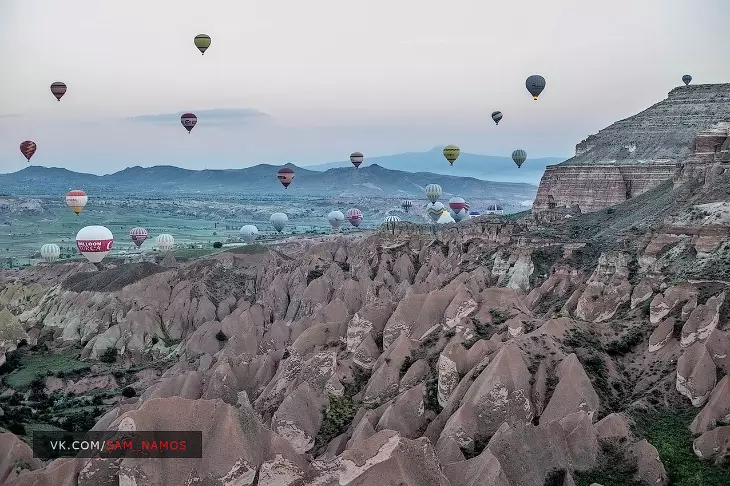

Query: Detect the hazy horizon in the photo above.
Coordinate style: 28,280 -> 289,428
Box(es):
2,0 -> 729,175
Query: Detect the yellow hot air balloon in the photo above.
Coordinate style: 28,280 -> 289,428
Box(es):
443,145 -> 460,166
194,34 -> 211,55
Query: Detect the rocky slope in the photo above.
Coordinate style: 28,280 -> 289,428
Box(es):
534,83 -> 730,214
1,175 -> 730,484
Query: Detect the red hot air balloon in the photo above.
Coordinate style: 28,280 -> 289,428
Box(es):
20,141 -> 37,162
346,208 -> 363,227
277,167 -> 295,188
50,82 -> 67,101
129,227 -> 148,247
180,113 -> 197,133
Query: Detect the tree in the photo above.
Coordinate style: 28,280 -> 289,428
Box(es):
213,242 -> 223,248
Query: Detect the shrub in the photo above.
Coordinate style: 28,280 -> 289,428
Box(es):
121,386 -> 136,398
99,347 -> 117,363
215,330 -> 228,342
212,241 -> 223,248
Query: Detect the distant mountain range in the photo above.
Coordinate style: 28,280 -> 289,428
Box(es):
308,147 -> 565,185
0,164 -> 538,203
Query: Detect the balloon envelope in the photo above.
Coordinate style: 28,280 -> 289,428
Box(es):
20,141 -> 37,162
181,113 -> 197,133
270,213 -> 288,232
40,244 -> 61,262
526,75 -> 546,100
66,190 -> 88,215
76,226 -> 113,264
427,202 -> 445,222
512,149 -> 527,168
277,168 -> 295,188
346,208 -> 363,227
682,74 -> 692,86
401,200 -> 413,212
491,111 -> 503,125
425,184 -> 442,203
194,34 -> 211,54
350,152 -> 364,169
239,225 -> 259,243
50,82 -> 67,101
443,145 -> 460,166
437,210 -> 455,224
448,196 -> 466,212
129,227 -> 148,247
328,211 -> 345,231
156,234 -> 174,251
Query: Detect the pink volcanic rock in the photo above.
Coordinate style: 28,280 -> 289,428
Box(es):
0,432 -> 41,484
541,354 -> 600,424
691,376 -> 730,434
676,341 -> 717,407
693,426 -> 730,465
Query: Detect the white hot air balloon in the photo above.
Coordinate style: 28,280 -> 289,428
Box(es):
76,226 -> 113,264
270,213 -> 288,233
40,243 -> 60,262
328,211 -> 345,232
156,234 -> 174,252
239,225 -> 259,243
427,202 -> 445,222
383,215 -> 401,233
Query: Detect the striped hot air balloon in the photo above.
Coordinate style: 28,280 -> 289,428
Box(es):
526,75 -> 546,100
20,141 -> 37,162
194,34 -> 211,55
129,227 -> 148,247
443,145 -> 460,166
346,208 -> 363,227
65,190 -> 87,215
40,244 -> 60,262
50,82 -> 67,101
491,111 -> 503,125
512,149 -> 527,168
448,196 -> 466,212
401,200 -> 413,212
427,202 -> 444,222
277,167 -> 295,188
350,152 -> 364,169
156,234 -> 174,252
425,184 -> 442,203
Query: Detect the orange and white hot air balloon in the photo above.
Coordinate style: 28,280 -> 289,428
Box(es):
66,190 -> 88,215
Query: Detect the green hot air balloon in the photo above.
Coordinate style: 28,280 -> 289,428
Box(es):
526,75 -> 546,100
194,34 -> 212,55
512,149 -> 527,168
443,145 -> 460,166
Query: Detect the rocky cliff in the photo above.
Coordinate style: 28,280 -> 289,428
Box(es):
2,172 -> 730,484
534,84 -> 730,214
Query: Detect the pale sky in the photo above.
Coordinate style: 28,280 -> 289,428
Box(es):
1,0 -> 729,174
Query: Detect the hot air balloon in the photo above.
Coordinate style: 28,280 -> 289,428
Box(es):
76,226 -> 113,264
277,168 -> 295,189
469,210 -> 480,217
437,211 -> 455,224
682,74 -> 692,86
464,201 -> 471,212
240,225 -> 259,243
443,145 -> 460,166
328,211 -> 345,232
526,75 -> 546,100
512,149 -> 527,168
156,234 -> 174,252
425,184 -> 442,203
129,227 -> 148,247
448,196 -> 466,212
427,202 -> 445,222
401,200 -> 413,212
50,82 -> 67,101
270,213 -> 288,233
346,208 -> 363,227
40,244 -> 60,262
491,111 -> 503,125
20,141 -> 36,162
383,215 -> 401,233
65,190 -> 88,215
350,152 -> 364,169
194,34 -> 211,55
451,209 -> 467,222
181,113 -> 197,133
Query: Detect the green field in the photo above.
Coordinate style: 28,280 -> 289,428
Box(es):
3,349 -> 91,389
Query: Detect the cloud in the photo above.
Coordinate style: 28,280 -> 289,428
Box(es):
129,108 -> 272,125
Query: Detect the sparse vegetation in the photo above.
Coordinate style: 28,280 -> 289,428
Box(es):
99,346 -> 117,363
215,330 -> 228,342
632,407 -> 730,485
121,386 -> 136,398
605,327 -> 645,356
574,440 -> 643,486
